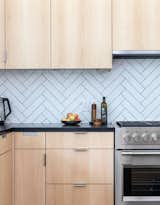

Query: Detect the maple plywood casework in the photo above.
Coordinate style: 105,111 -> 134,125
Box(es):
46,149 -> 113,184
46,184 -> 113,205
51,0 -> 112,69
0,151 -> 12,205
113,0 -> 160,50
5,0 -> 50,69
14,149 -> 45,205
0,133 -> 13,205
46,132 -> 114,149
14,132 -> 45,149
0,0 -> 5,68
46,131 -> 114,205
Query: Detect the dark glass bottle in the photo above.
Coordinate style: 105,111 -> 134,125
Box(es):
101,97 -> 107,125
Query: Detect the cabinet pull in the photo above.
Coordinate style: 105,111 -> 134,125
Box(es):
0,135 -> 6,139
72,182 -> 87,187
74,147 -> 89,152
23,132 -> 39,136
74,132 -> 88,135
43,154 -> 46,167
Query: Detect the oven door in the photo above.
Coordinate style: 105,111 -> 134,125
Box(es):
116,150 -> 160,205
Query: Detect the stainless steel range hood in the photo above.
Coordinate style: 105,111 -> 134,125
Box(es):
113,50 -> 160,57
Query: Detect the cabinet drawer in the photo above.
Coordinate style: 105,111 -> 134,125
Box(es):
14,132 -> 45,149
46,184 -> 113,205
46,149 -> 113,184
46,132 -> 114,149
0,133 -> 12,155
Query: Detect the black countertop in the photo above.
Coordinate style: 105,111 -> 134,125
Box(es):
0,123 -> 114,134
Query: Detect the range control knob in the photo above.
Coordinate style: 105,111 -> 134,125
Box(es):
122,133 -> 131,142
151,133 -> 158,142
142,132 -> 150,142
132,133 -> 140,142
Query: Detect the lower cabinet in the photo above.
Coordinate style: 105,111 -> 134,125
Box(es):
13,131 -> 114,205
14,149 -> 45,205
46,149 -> 113,184
0,151 -> 12,205
46,184 -> 113,205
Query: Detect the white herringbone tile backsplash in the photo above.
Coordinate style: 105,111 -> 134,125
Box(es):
0,58 -> 160,123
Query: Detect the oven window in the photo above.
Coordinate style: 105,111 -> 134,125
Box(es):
124,167 -> 160,196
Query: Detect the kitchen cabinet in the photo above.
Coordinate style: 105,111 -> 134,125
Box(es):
46,132 -> 113,149
46,132 -> 114,205
0,132 -> 12,155
46,149 -> 113,184
0,133 -> 13,205
14,150 -> 45,205
0,151 -> 12,205
46,184 -> 113,205
0,0 -> 5,68
5,0 -> 50,69
51,0 -> 112,69
14,132 -> 45,205
113,0 -> 160,50
14,132 -> 45,149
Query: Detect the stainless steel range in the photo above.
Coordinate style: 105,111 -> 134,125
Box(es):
115,121 -> 160,205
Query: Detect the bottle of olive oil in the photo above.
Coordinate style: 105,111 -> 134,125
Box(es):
101,97 -> 107,125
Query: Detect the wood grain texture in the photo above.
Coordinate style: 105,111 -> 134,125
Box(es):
6,0 -> 50,69
46,132 -> 114,149
113,0 -> 160,50
0,0 -> 5,68
0,133 -> 12,155
14,132 -> 45,149
0,151 -> 12,205
46,149 -> 113,184
46,184 -> 113,205
51,0 -> 112,69
14,149 -> 45,205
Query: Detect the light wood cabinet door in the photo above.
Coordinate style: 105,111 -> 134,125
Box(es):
51,0 -> 112,69
46,132 -> 114,149
0,133 -> 12,155
6,0 -> 50,69
0,0 -> 5,68
113,0 -> 160,50
46,184 -> 113,205
0,151 -> 12,205
14,132 -> 45,149
14,150 -> 45,205
46,149 -> 113,184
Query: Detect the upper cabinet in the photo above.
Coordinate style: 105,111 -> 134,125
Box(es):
0,0 -> 5,68
5,0 -> 50,69
51,0 -> 112,69
113,0 -> 160,50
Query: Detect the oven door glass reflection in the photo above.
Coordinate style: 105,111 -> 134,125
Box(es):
124,167 -> 160,196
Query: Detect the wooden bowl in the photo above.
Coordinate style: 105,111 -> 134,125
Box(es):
93,119 -> 102,126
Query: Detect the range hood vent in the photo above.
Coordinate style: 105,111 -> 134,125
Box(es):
113,50 -> 160,58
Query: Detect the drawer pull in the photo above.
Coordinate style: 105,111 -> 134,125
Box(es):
0,135 -> 6,139
72,182 -> 87,187
74,147 -> 89,152
23,132 -> 39,136
74,132 -> 88,135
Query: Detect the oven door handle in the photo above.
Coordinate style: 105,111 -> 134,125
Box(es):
123,196 -> 160,202
122,151 -> 160,155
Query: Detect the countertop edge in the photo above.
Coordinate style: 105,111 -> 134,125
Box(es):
0,124 -> 115,134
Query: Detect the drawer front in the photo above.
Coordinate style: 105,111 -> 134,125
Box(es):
0,133 -> 12,155
46,184 -> 113,205
46,149 -> 113,184
46,132 -> 114,149
14,132 -> 45,149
